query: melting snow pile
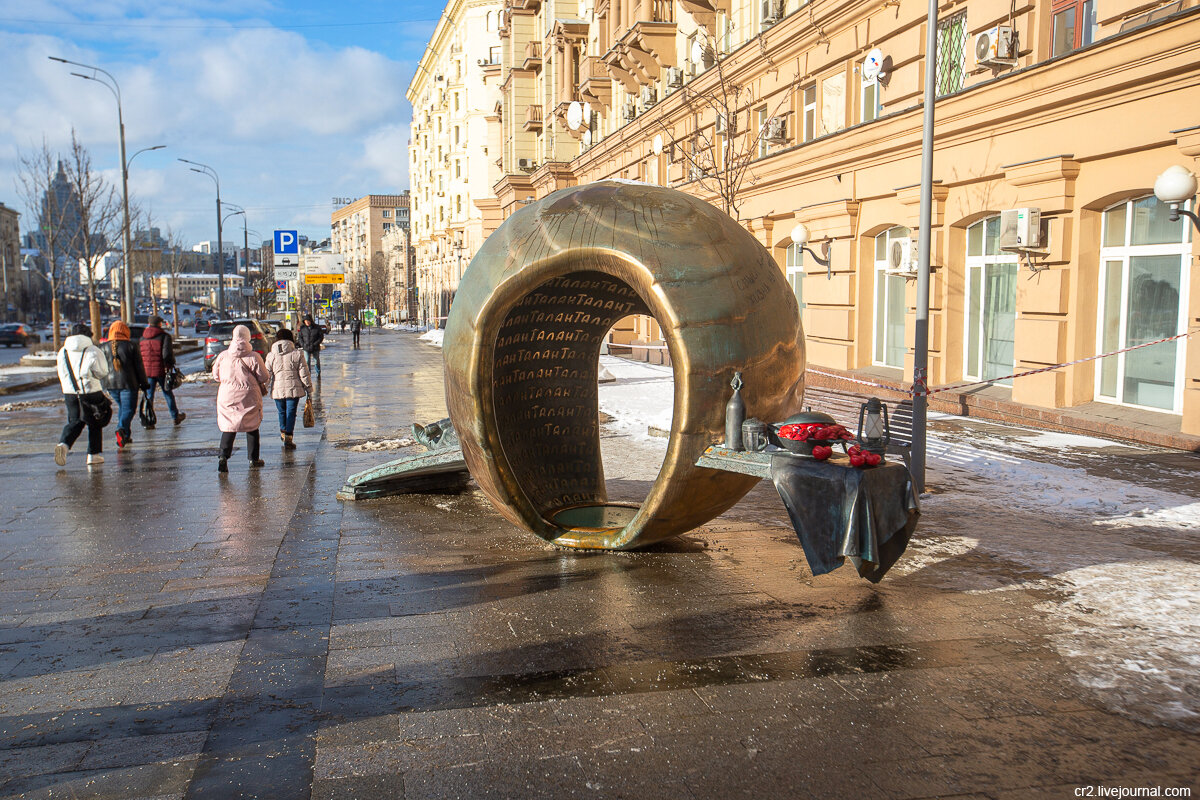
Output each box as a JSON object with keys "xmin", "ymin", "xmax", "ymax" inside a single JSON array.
[{"xmin": 348, "ymin": 438, "xmax": 416, "ymax": 452}]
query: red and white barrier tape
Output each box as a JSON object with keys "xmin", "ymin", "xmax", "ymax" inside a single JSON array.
[{"xmin": 807, "ymin": 328, "xmax": 1198, "ymax": 398}]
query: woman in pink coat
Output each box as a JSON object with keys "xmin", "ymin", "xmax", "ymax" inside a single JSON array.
[{"xmin": 212, "ymin": 325, "xmax": 270, "ymax": 472}]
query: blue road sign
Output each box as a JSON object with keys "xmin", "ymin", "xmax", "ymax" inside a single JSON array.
[
  {"xmin": 276, "ymin": 280, "xmax": 288, "ymax": 290},
  {"xmin": 331, "ymin": 290, "xmax": 342, "ymax": 300},
  {"xmin": 273, "ymin": 230, "xmax": 299, "ymax": 255}
]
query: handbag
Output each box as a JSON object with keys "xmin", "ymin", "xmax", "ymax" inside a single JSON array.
[
  {"xmin": 302, "ymin": 396, "xmax": 315, "ymax": 428},
  {"xmin": 167, "ymin": 365, "xmax": 185, "ymax": 390},
  {"xmin": 64, "ymin": 350, "xmax": 113, "ymax": 428},
  {"xmin": 138, "ymin": 394, "xmax": 157, "ymax": 428}
]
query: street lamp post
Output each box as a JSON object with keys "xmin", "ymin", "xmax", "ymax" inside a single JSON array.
[
  {"xmin": 179, "ymin": 159, "xmax": 225, "ymax": 315},
  {"xmin": 222, "ymin": 205, "xmax": 247, "ymax": 316},
  {"xmin": 125, "ymin": 145, "xmax": 165, "ymax": 304},
  {"xmin": 49, "ymin": 56, "xmax": 138, "ymax": 323}
]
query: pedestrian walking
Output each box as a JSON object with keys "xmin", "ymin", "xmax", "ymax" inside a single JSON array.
[
  {"xmin": 264, "ymin": 328, "xmax": 312, "ymax": 450},
  {"xmin": 212, "ymin": 324, "xmax": 270, "ymax": 472},
  {"xmin": 54, "ymin": 323, "xmax": 111, "ymax": 467},
  {"xmin": 139, "ymin": 315, "xmax": 186, "ymax": 426},
  {"xmin": 351, "ymin": 317, "xmax": 362, "ymax": 349},
  {"xmin": 105, "ymin": 320, "xmax": 148, "ymax": 450},
  {"xmin": 297, "ymin": 314, "xmax": 324, "ymax": 377}
]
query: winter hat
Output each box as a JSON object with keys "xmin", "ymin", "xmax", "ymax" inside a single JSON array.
[
  {"xmin": 148, "ymin": 315, "xmax": 163, "ymax": 327},
  {"xmin": 108, "ymin": 320, "xmax": 131, "ymax": 341}
]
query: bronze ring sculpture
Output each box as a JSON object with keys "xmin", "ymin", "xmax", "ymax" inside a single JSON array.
[{"xmin": 444, "ymin": 181, "xmax": 805, "ymax": 550}]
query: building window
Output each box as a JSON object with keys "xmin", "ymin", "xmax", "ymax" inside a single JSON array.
[
  {"xmin": 1051, "ymin": 0, "xmax": 1097, "ymax": 56},
  {"xmin": 801, "ymin": 84, "xmax": 816, "ymax": 141},
  {"xmin": 964, "ymin": 216, "xmax": 1018, "ymax": 384},
  {"xmin": 455, "ymin": 160, "xmax": 461, "ymax": 178},
  {"xmin": 382, "ymin": 210, "xmax": 391, "ymax": 218},
  {"xmin": 785, "ymin": 242, "xmax": 805, "ymax": 312},
  {"xmin": 873, "ymin": 226, "xmax": 911, "ymax": 368},
  {"xmin": 1096, "ymin": 196, "xmax": 1191, "ymax": 412},
  {"xmin": 820, "ymin": 72, "xmax": 846, "ymax": 135},
  {"xmin": 860, "ymin": 66, "xmax": 880, "ymax": 124},
  {"xmin": 755, "ymin": 106, "xmax": 770, "ymax": 157},
  {"xmin": 935, "ymin": 12, "xmax": 968, "ymax": 96}
]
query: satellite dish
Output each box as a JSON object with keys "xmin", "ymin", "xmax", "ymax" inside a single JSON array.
[
  {"xmin": 652, "ymin": 134, "xmax": 664, "ymax": 155},
  {"xmin": 566, "ymin": 101, "xmax": 584, "ymax": 131},
  {"xmin": 691, "ymin": 39, "xmax": 704, "ymax": 65},
  {"xmin": 582, "ymin": 128, "xmax": 592, "ymax": 147},
  {"xmin": 862, "ymin": 48, "xmax": 884, "ymax": 81},
  {"xmin": 581, "ymin": 102, "xmax": 592, "ymax": 124}
]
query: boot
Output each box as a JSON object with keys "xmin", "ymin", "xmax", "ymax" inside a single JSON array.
[
  {"xmin": 217, "ymin": 456, "xmax": 228, "ymax": 473},
  {"xmin": 284, "ymin": 434, "xmax": 296, "ymax": 450}
]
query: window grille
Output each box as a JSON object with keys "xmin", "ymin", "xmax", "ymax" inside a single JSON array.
[{"xmin": 935, "ymin": 12, "xmax": 967, "ymax": 97}]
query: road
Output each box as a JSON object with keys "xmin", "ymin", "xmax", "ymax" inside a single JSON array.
[{"xmin": 0, "ymin": 329, "xmax": 1195, "ymax": 799}]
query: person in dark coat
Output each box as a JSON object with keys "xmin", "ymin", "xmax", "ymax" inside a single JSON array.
[
  {"xmin": 105, "ymin": 320, "xmax": 149, "ymax": 449},
  {"xmin": 350, "ymin": 317, "xmax": 362, "ymax": 349},
  {"xmin": 139, "ymin": 316, "xmax": 186, "ymax": 426},
  {"xmin": 297, "ymin": 314, "xmax": 324, "ymax": 377}
]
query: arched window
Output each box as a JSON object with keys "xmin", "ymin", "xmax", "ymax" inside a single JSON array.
[
  {"xmin": 1097, "ymin": 195, "xmax": 1191, "ymax": 412},
  {"xmin": 964, "ymin": 216, "xmax": 1018, "ymax": 384},
  {"xmin": 486, "ymin": 10, "xmax": 495, "ymax": 30},
  {"xmin": 873, "ymin": 226, "xmax": 910, "ymax": 368}
]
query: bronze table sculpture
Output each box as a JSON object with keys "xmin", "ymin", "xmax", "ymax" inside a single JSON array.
[{"xmin": 443, "ymin": 181, "xmax": 805, "ymax": 550}]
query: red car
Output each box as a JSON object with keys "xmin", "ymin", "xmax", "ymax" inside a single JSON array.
[{"xmin": 0, "ymin": 323, "xmax": 41, "ymax": 347}]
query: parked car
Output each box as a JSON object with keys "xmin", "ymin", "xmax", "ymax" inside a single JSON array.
[
  {"xmin": 0, "ymin": 323, "xmax": 40, "ymax": 347},
  {"xmin": 203, "ymin": 319, "xmax": 274, "ymax": 371},
  {"xmin": 194, "ymin": 317, "xmax": 210, "ymax": 333}
]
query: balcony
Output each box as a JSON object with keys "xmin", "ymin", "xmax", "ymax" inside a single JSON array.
[
  {"xmin": 579, "ymin": 55, "xmax": 613, "ymax": 108},
  {"xmin": 677, "ymin": 0, "xmax": 730, "ymax": 30},
  {"xmin": 602, "ymin": 11, "xmax": 678, "ymax": 90},
  {"xmin": 523, "ymin": 40, "xmax": 542, "ymax": 71},
  {"xmin": 523, "ymin": 104, "xmax": 543, "ymax": 131}
]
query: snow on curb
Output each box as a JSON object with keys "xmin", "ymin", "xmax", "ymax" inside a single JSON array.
[
  {"xmin": 419, "ymin": 329, "xmax": 445, "ymax": 347},
  {"xmin": 347, "ymin": 438, "xmax": 416, "ymax": 452}
]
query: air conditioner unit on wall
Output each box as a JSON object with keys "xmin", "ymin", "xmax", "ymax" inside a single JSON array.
[
  {"xmin": 764, "ymin": 117, "xmax": 786, "ymax": 143},
  {"xmin": 517, "ymin": 158, "xmax": 536, "ymax": 171},
  {"xmin": 641, "ymin": 86, "xmax": 657, "ymax": 108},
  {"xmin": 999, "ymin": 207, "xmax": 1042, "ymax": 249},
  {"xmin": 622, "ymin": 101, "xmax": 638, "ymax": 121},
  {"xmin": 975, "ymin": 25, "xmax": 1018, "ymax": 68},
  {"xmin": 762, "ymin": 0, "xmax": 783, "ymax": 26},
  {"xmin": 887, "ymin": 238, "xmax": 916, "ymax": 275},
  {"xmin": 666, "ymin": 67, "xmax": 684, "ymax": 88}
]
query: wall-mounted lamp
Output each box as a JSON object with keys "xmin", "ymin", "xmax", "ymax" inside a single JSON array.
[
  {"xmin": 790, "ymin": 222, "xmax": 833, "ymax": 279},
  {"xmin": 1153, "ymin": 165, "xmax": 1199, "ymax": 232}
]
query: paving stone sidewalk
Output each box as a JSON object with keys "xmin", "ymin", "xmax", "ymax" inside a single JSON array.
[{"xmin": 0, "ymin": 331, "xmax": 1195, "ymax": 799}]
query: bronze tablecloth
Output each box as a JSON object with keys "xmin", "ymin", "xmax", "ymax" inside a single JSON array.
[{"xmin": 769, "ymin": 452, "xmax": 920, "ymax": 583}]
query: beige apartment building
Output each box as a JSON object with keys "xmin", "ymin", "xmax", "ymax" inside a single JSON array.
[
  {"xmin": 0, "ymin": 202, "xmax": 19, "ymax": 321},
  {"xmin": 464, "ymin": 0, "xmax": 1200, "ymax": 440},
  {"xmin": 407, "ymin": 0, "xmax": 505, "ymax": 327},
  {"xmin": 330, "ymin": 194, "xmax": 412, "ymax": 311},
  {"xmin": 153, "ymin": 273, "xmax": 244, "ymax": 305}
]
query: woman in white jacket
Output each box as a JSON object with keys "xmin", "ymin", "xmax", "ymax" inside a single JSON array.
[{"xmin": 55, "ymin": 323, "xmax": 111, "ymax": 467}]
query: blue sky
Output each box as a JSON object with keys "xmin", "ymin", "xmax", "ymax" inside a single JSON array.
[{"xmin": 0, "ymin": 0, "xmax": 446, "ymax": 247}]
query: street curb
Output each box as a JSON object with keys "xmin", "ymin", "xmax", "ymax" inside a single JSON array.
[{"xmin": 0, "ymin": 377, "xmax": 59, "ymax": 396}]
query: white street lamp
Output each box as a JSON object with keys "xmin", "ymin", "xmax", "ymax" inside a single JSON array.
[
  {"xmin": 788, "ymin": 221, "xmax": 832, "ymax": 278},
  {"xmin": 1153, "ymin": 165, "xmax": 1199, "ymax": 231}
]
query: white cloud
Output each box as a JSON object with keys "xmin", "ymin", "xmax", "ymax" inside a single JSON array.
[{"xmin": 0, "ymin": 9, "xmax": 420, "ymax": 246}]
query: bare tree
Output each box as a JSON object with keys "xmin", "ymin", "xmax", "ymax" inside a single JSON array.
[
  {"xmin": 162, "ymin": 226, "xmax": 188, "ymax": 337},
  {"xmin": 657, "ymin": 38, "xmax": 797, "ymax": 221},
  {"xmin": 16, "ymin": 140, "xmax": 74, "ymax": 351},
  {"xmin": 64, "ymin": 130, "xmax": 122, "ymax": 337},
  {"xmin": 252, "ymin": 240, "xmax": 276, "ymax": 318},
  {"xmin": 367, "ymin": 252, "xmax": 389, "ymax": 320}
]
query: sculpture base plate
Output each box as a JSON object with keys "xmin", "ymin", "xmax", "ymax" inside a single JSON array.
[{"xmin": 550, "ymin": 503, "xmax": 641, "ymax": 533}]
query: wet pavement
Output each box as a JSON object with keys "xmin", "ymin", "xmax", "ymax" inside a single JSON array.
[{"xmin": 0, "ymin": 330, "xmax": 1197, "ymax": 799}]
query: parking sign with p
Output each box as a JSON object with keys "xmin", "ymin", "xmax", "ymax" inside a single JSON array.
[{"xmin": 274, "ymin": 230, "xmax": 299, "ymax": 255}]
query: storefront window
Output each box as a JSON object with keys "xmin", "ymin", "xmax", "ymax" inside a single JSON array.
[
  {"xmin": 1097, "ymin": 196, "xmax": 1191, "ymax": 412},
  {"xmin": 965, "ymin": 216, "xmax": 1018, "ymax": 384},
  {"xmin": 873, "ymin": 226, "xmax": 910, "ymax": 368}
]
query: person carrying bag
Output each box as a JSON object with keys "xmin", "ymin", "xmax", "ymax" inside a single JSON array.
[{"xmin": 55, "ymin": 323, "xmax": 112, "ymax": 468}]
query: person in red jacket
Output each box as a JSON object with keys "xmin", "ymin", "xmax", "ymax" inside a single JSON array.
[{"xmin": 140, "ymin": 316, "xmax": 186, "ymax": 426}]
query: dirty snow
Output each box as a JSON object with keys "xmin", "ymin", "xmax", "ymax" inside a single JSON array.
[{"xmin": 348, "ymin": 438, "xmax": 416, "ymax": 452}]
